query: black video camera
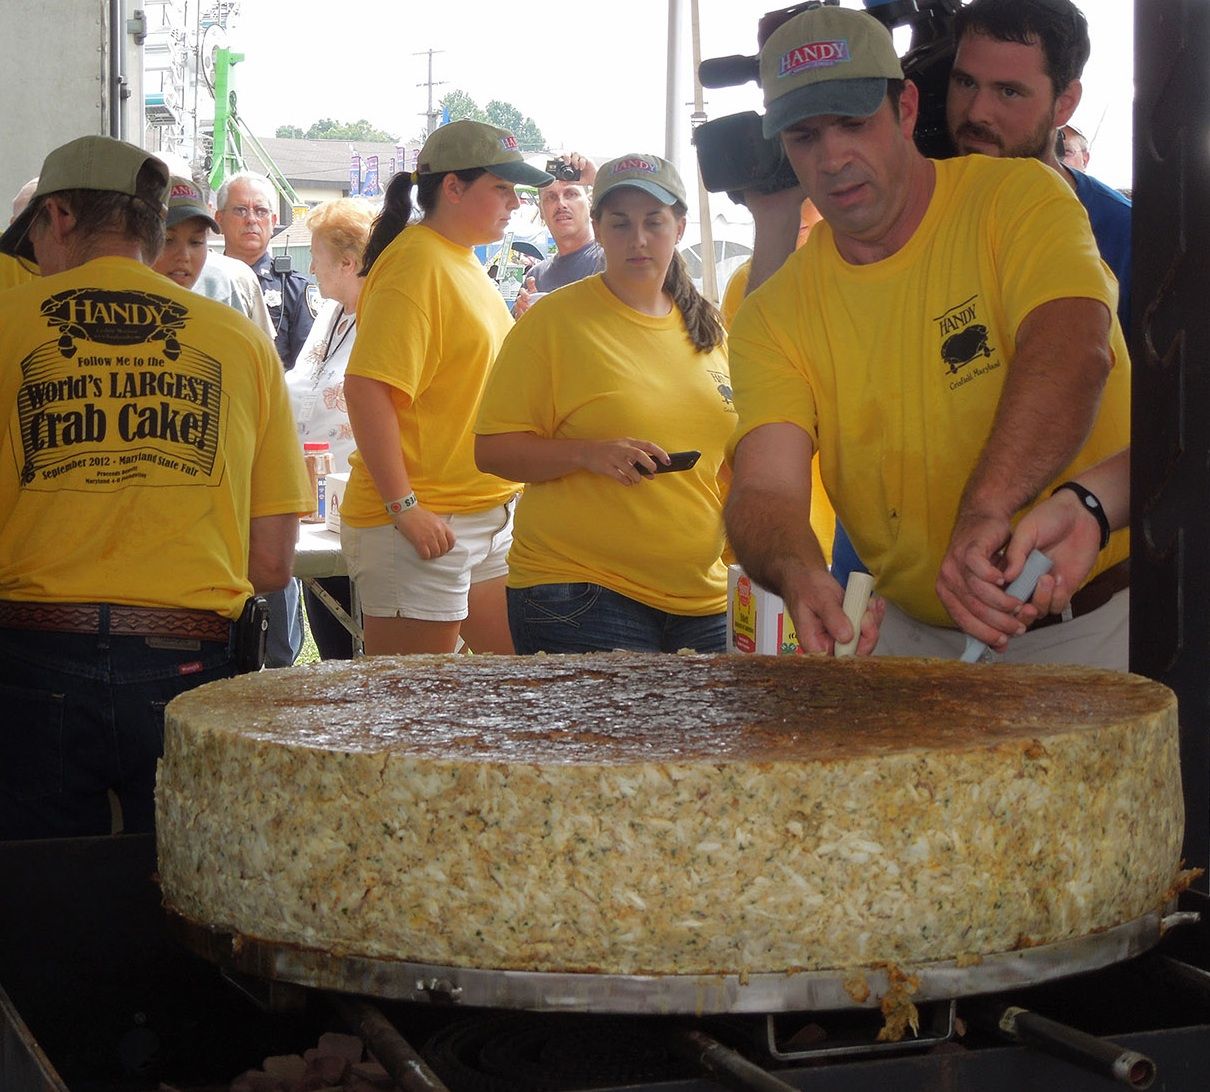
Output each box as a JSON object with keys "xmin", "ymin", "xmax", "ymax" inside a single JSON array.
[
  {"xmin": 695, "ymin": 0, "xmax": 962, "ymax": 199},
  {"xmin": 545, "ymin": 158, "xmax": 582, "ymax": 182}
]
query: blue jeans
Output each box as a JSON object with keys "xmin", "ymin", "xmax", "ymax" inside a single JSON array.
[
  {"xmin": 507, "ymin": 583, "xmax": 726, "ymax": 654},
  {"xmin": 264, "ymin": 578, "xmax": 303, "ymax": 668},
  {"xmin": 0, "ymin": 625, "xmax": 237, "ymax": 840}
]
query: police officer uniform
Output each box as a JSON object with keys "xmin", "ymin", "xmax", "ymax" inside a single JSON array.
[{"xmin": 250, "ymin": 250, "xmax": 317, "ymax": 371}]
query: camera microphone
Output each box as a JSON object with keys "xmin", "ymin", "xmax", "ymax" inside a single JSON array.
[{"xmin": 698, "ymin": 54, "xmax": 761, "ymax": 89}]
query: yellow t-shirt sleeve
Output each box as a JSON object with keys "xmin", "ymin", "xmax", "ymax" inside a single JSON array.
[
  {"xmin": 991, "ymin": 162, "xmax": 1121, "ymax": 340},
  {"xmin": 477, "ymin": 314, "xmax": 557, "ymax": 437},
  {"xmin": 347, "ymin": 283, "xmax": 433, "ymax": 401},
  {"xmin": 726, "ymin": 267, "xmax": 820, "ymax": 458}
]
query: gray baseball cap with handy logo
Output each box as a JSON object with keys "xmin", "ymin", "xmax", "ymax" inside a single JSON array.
[{"xmin": 760, "ymin": 4, "xmax": 904, "ymax": 138}]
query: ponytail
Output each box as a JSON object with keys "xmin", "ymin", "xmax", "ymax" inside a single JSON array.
[
  {"xmin": 360, "ymin": 172, "xmax": 415, "ymax": 275},
  {"xmin": 664, "ymin": 249, "xmax": 725, "ymax": 353},
  {"xmin": 360, "ymin": 167, "xmax": 489, "ymax": 276}
]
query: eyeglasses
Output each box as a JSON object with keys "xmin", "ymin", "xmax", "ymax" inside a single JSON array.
[{"xmin": 225, "ymin": 205, "xmax": 273, "ymax": 220}]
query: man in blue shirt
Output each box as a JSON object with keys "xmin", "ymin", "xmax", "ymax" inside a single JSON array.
[{"xmin": 947, "ymin": 0, "xmax": 1130, "ymax": 335}]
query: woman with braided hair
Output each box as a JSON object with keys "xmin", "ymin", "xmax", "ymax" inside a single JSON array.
[{"xmin": 475, "ymin": 153, "xmax": 733, "ymax": 654}]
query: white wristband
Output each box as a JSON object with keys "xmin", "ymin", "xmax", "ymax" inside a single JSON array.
[{"xmin": 385, "ymin": 492, "xmax": 418, "ymax": 516}]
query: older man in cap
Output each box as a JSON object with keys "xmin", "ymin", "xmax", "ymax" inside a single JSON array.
[
  {"xmin": 0, "ymin": 136, "xmax": 311, "ymax": 840},
  {"xmin": 725, "ymin": 4, "xmax": 1130, "ymax": 669}
]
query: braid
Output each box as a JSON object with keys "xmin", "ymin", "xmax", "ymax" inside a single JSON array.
[
  {"xmin": 664, "ymin": 250, "xmax": 725, "ymax": 353},
  {"xmin": 360, "ymin": 172, "xmax": 415, "ymax": 275}
]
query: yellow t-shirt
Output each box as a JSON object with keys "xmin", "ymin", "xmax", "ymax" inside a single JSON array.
[
  {"xmin": 723, "ymin": 260, "xmax": 836, "ymax": 566},
  {"xmin": 729, "ymin": 156, "xmax": 1130, "ymax": 627},
  {"xmin": 476, "ymin": 275, "xmax": 733, "ymax": 615},
  {"xmin": 0, "ymin": 257, "xmax": 311, "ymax": 618},
  {"xmin": 342, "ymin": 223, "xmax": 519, "ymax": 524},
  {"xmin": 0, "ymin": 253, "xmax": 37, "ymax": 291}
]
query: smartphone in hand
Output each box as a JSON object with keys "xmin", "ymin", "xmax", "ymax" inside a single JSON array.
[{"xmin": 636, "ymin": 450, "xmax": 701, "ymax": 476}]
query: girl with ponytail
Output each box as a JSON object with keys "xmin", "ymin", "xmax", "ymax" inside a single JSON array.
[
  {"xmin": 339, "ymin": 121, "xmax": 553, "ymax": 655},
  {"xmin": 475, "ymin": 154, "xmax": 733, "ymax": 655}
]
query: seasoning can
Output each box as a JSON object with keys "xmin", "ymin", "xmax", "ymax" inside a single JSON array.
[{"xmin": 302, "ymin": 441, "xmax": 335, "ymax": 524}]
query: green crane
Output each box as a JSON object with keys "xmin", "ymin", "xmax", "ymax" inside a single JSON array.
[{"xmin": 207, "ymin": 47, "xmax": 306, "ymax": 221}]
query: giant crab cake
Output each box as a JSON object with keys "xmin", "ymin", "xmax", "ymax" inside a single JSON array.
[{"xmin": 156, "ymin": 654, "xmax": 1183, "ymax": 975}]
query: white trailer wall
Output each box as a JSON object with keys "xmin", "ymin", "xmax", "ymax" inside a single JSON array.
[{"xmin": 0, "ymin": 0, "xmax": 143, "ymax": 215}]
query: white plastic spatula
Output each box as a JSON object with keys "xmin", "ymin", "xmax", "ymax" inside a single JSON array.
[
  {"xmin": 960, "ymin": 549, "xmax": 1053, "ymax": 663},
  {"xmin": 835, "ymin": 572, "xmax": 876, "ymax": 657}
]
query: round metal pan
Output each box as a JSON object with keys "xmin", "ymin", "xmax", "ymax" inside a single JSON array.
[{"xmin": 167, "ymin": 907, "xmax": 1190, "ymax": 1015}]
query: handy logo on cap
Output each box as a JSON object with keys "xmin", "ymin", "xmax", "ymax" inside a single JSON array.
[
  {"xmin": 499, "ymin": 135, "xmax": 519, "ymax": 151},
  {"xmin": 170, "ymin": 181, "xmax": 201, "ymax": 200},
  {"xmin": 779, "ymin": 38, "xmax": 851, "ymax": 78},
  {"xmin": 611, "ymin": 157, "xmax": 659, "ymax": 175}
]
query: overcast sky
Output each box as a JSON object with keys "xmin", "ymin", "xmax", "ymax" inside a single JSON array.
[{"xmin": 231, "ymin": 0, "xmax": 1134, "ymax": 191}]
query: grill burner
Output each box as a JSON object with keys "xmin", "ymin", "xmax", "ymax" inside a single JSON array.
[
  {"xmin": 421, "ymin": 1014, "xmax": 699, "ymax": 1090},
  {"xmin": 3, "ymin": 835, "xmax": 1210, "ymax": 1092}
]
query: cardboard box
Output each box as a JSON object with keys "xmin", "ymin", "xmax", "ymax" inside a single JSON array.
[
  {"xmin": 727, "ymin": 564, "xmax": 803, "ymax": 655},
  {"xmin": 324, "ymin": 472, "xmax": 349, "ymax": 534}
]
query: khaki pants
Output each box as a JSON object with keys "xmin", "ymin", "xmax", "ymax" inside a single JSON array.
[{"xmin": 874, "ymin": 589, "xmax": 1129, "ymax": 671}]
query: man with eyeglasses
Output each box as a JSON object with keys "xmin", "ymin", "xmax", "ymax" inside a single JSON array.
[
  {"xmin": 215, "ymin": 171, "xmax": 315, "ymax": 371},
  {"xmin": 215, "ymin": 171, "xmax": 316, "ymax": 669}
]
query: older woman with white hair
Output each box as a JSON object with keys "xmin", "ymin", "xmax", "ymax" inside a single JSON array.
[{"xmin": 287, "ymin": 197, "xmax": 375, "ymax": 659}]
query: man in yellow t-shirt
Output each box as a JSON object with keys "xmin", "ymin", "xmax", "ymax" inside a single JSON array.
[
  {"xmin": 720, "ymin": 198, "xmax": 838, "ymax": 567},
  {"xmin": 0, "ymin": 252, "xmax": 36, "ymax": 291},
  {"xmin": 0, "ymin": 136, "xmax": 311, "ymax": 840},
  {"xmin": 725, "ymin": 6, "xmax": 1130, "ymax": 669}
]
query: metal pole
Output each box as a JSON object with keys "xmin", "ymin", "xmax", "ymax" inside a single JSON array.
[
  {"xmin": 665, "ymin": 0, "xmax": 683, "ymax": 168},
  {"xmin": 689, "ymin": 0, "xmax": 718, "ymax": 304},
  {"xmin": 109, "ymin": 0, "xmax": 126, "ymax": 139}
]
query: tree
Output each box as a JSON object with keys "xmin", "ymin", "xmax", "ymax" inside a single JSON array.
[
  {"xmin": 440, "ymin": 89, "xmax": 486, "ymax": 124},
  {"xmin": 275, "ymin": 123, "xmax": 305, "ymax": 139},
  {"xmin": 515, "ymin": 117, "xmax": 546, "ymax": 153},
  {"xmin": 305, "ymin": 118, "xmax": 397, "ymax": 142},
  {"xmin": 485, "ymin": 101, "xmax": 546, "ymax": 151},
  {"xmin": 485, "ymin": 100, "xmax": 523, "ymax": 134}
]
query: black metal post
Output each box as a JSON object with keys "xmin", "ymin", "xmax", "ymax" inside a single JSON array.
[{"xmin": 1131, "ymin": 0, "xmax": 1210, "ymax": 889}]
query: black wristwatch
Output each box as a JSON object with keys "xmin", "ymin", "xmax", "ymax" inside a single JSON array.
[{"xmin": 1052, "ymin": 481, "xmax": 1111, "ymax": 550}]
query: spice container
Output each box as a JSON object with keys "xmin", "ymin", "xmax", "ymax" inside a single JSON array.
[{"xmin": 302, "ymin": 441, "xmax": 334, "ymax": 524}]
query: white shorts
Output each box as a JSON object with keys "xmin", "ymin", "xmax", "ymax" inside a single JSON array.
[{"xmin": 341, "ymin": 497, "xmax": 516, "ymax": 622}]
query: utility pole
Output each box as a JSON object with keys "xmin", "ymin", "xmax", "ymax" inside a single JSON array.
[{"xmin": 414, "ymin": 49, "xmax": 446, "ymax": 136}]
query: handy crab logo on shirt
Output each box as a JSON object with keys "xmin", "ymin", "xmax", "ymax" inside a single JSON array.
[
  {"xmin": 936, "ymin": 294, "xmax": 1001, "ymax": 389},
  {"xmin": 41, "ymin": 289, "xmax": 188, "ymax": 361},
  {"xmin": 779, "ymin": 39, "xmax": 851, "ymax": 78}
]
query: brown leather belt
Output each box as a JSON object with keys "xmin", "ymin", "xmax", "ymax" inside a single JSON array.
[
  {"xmin": 1031, "ymin": 559, "xmax": 1130, "ymax": 630},
  {"xmin": 0, "ymin": 600, "xmax": 232, "ymax": 642}
]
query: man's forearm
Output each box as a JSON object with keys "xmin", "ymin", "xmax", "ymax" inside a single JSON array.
[
  {"xmin": 725, "ymin": 485, "xmax": 828, "ymax": 596},
  {"xmin": 960, "ymin": 298, "xmax": 1113, "ymax": 522}
]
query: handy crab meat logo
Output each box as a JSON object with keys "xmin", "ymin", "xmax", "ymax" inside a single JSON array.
[
  {"xmin": 611, "ymin": 158, "xmax": 658, "ymax": 175},
  {"xmin": 779, "ymin": 38, "xmax": 851, "ymax": 78},
  {"xmin": 499, "ymin": 135, "xmax": 519, "ymax": 151}
]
